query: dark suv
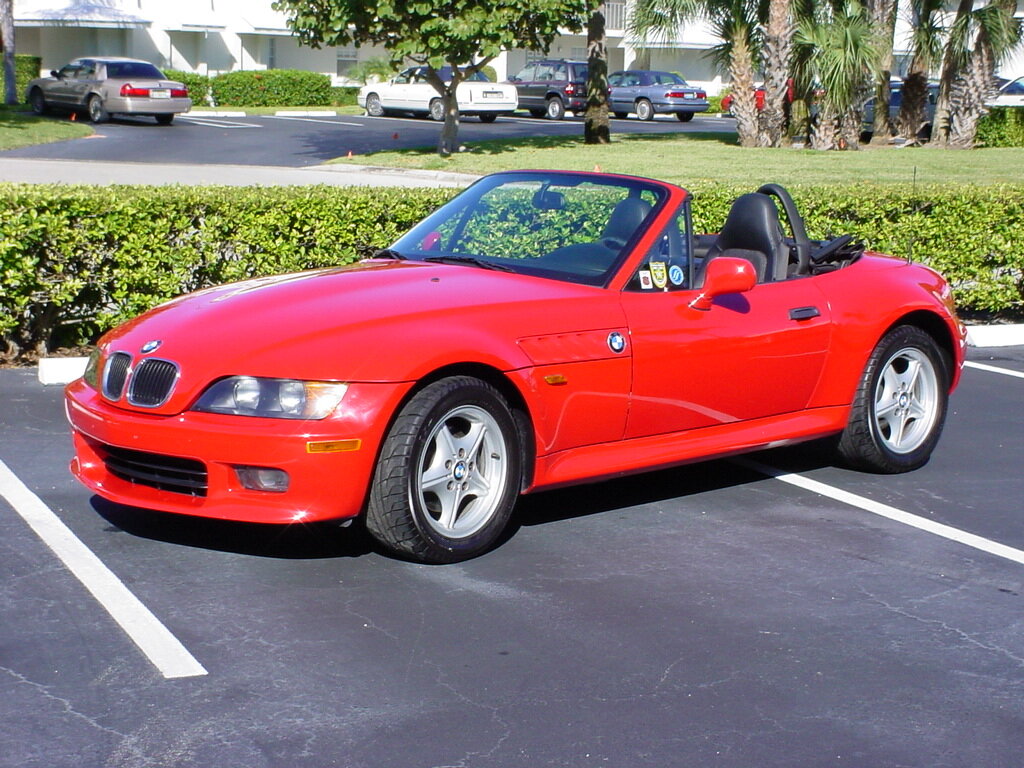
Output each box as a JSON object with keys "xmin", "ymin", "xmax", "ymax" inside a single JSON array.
[{"xmin": 507, "ymin": 59, "xmax": 588, "ymax": 119}]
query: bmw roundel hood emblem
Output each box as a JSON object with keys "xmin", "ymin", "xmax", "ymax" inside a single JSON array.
[
  {"xmin": 140, "ymin": 340, "xmax": 162, "ymax": 354},
  {"xmin": 608, "ymin": 332, "xmax": 626, "ymax": 354}
]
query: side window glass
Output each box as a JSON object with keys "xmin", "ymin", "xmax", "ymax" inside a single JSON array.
[
  {"xmin": 627, "ymin": 203, "xmax": 692, "ymax": 293},
  {"xmin": 536, "ymin": 64, "xmax": 554, "ymax": 81},
  {"xmin": 608, "ymin": 73, "xmax": 622, "ymax": 87},
  {"xmin": 553, "ymin": 64, "xmax": 568, "ymax": 81},
  {"xmin": 516, "ymin": 65, "xmax": 536, "ymax": 82}
]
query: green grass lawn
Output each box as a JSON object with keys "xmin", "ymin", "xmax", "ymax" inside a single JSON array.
[
  {"xmin": 0, "ymin": 106, "xmax": 93, "ymax": 150},
  {"xmin": 332, "ymin": 130, "xmax": 1024, "ymax": 188}
]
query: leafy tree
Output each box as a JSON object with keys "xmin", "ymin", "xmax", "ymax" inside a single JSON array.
[
  {"xmin": 1, "ymin": 0, "xmax": 15, "ymax": 105},
  {"xmin": 273, "ymin": 0, "xmax": 592, "ymax": 156}
]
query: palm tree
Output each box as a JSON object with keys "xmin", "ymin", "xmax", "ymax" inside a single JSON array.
[
  {"xmin": 585, "ymin": 5, "xmax": 612, "ymax": 144},
  {"xmin": 932, "ymin": 0, "xmax": 1022, "ymax": 148},
  {"xmin": 758, "ymin": 0, "xmax": 795, "ymax": 148},
  {"xmin": 866, "ymin": 0, "xmax": 898, "ymax": 143},
  {"xmin": 895, "ymin": 0, "xmax": 945, "ymax": 142},
  {"xmin": 629, "ymin": 0, "xmax": 762, "ymax": 147},
  {"xmin": 1, "ymin": 0, "xmax": 16, "ymax": 105},
  {"xmin": 794, "ymin": 0, "xmax": 881, "ymax": 150}
]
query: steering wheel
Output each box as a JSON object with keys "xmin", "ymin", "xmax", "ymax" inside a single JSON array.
[{"xmin": 756, "ymin": 183, "xmax": 812, "ymax": 276}]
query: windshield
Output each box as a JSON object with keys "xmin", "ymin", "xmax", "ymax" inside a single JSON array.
[{"xmin": 390, "ymin": 172, "xmax": 666, "ymax": 286}]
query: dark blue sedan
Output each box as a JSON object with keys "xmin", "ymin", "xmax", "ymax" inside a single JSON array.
[{"xmin": 608, "ymin": 70, "xmax": 709, "ymax": 121}]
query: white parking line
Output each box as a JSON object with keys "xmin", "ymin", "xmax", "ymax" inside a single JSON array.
[
  {"xmin": 965, "ymin": 361, "xmax": 1024, "ymax": 380},
  {"xmin": 264, "ymin": 115, "xmax": 363, "ymax": 126},
  {"xmin": 179, "ymin": 116, "xmax": 260, "ymax": 129},
  {"xmin": 0, "ymin": 459, "xmax": 207, "ymax": 679},
  {"xmin": 736, "ymin": 457, "xmax": 1024, "ymax": 566}
]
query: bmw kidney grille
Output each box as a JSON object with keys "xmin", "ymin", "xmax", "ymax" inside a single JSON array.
[{"xmin": 102, "ymin": 353, "xmax": 179, "ymax": 407}]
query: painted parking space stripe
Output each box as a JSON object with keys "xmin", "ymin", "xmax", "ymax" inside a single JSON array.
[
  {"xmin": 736, "ymin": 457, "xmax": 1024, "ymax": 566},
  {"xmin": 179, "ymin": 116, "xmax": 260, "ymax": 129},
  {"xmin": 0, "ymin": 459, "xmax": 207, "ymax": 679},
  {"xmin": 264, "ymin": 115, "xmax": 363, "ymax": 126},
  {"xmin": 964, "ymin": 361, "xmax": 1024, "ymax": 380}
]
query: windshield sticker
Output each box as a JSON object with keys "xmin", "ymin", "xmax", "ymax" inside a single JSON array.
[
  {"xmin": 650, "ymin": 262, "xmax": 668, "ymax": 289},
  {"xmin": 668, "ymin": 264, "xmax": 685, "ymax": 286},
  {"xmin": 639, "ymin": 270, "xmax": 653, "ymax": 290}
]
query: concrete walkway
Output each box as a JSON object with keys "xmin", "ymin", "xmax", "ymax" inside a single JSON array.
[{"xmin": 0, "ymin": 157, "xmax": 479, "ymax": 187}]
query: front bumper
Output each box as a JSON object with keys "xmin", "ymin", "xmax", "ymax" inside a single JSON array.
[{"xmin": 65, "ymin": 377, "xmax": 411, "ymax": 524}]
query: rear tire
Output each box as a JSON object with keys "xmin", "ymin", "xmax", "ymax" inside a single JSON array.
[
  {"xmin": 545, "ymin": 96, "xmax": 565, "ymax": 120},
  {"xmin": 676, "ymin": 111, "xmax": 694, "ymax": 122},
  {"xmin": 635, "ymin": 99, "xmax": 654, "ymax": 121},
  {"xmin": 429, "ymin": 98, "xmax": 444, "ymax": 122},
  {"xmin": 366, "ymin": 376, "xmax": 522, "ymax": 563},
  {"xmin": 478, "ymin": 113, "xmax": 497, "ymax": 123},
  {"xmin": 155, "ymin": 114, "xmax": 174, "ymax": 125},
  {"xmin": 837, "ymin": 326, "xmax": 949, "ymax": 473}
]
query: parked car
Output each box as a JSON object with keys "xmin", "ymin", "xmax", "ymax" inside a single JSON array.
[
  {"xmin": 507, "ymin": 59, "xmax": 588, "ymax": 119},
  {"xmin": 358, "ymin": 66, "xmax": 517, "ymax": 122},
  {"xmin": 608, "ymin": 70, "xmax": 708, "ymax": 121},
  {"xmin": 863, "ymin": 81, "xmax": 939, "ymax": 139},
  {"xmin": 988, "ymin": 75, "xmax": 1024, "ymax": 108},
  {"xmin": 66, "ymin": 171, "xmax": 965, "ymax": 564},
  {"xmin": 26, "ymin": 57, "xmax": 191, "ymax": 125}
]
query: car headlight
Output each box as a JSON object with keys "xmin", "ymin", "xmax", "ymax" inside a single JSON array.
[
  {"xmin": 192, "ymin": 376, "xmax": 348, "ymax": 420},
  {"xmin": 83, "ymin": 348, "xmax": 102, "ymax": 389}
]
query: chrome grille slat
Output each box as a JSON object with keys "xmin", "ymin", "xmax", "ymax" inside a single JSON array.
[
  {"xmin": 102, "ymin": 352, "xmax": 132, "ymax": 400},
  {"xmin": 128, "ymin": 358, "xmax": 179, "ymax": 407},
  {"xmin": 102, "ymin": 445, "xmax": 208, "ymax": 496}
]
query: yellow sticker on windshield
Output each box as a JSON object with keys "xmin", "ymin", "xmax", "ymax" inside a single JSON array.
[{"xmin": 650, "ymin": 261, "xmax": 668, "ymax": 290}]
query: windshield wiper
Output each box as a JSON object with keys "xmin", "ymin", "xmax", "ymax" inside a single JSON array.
[
  {"xmin": 370, "ymin": 248, "xmax": 407, "ymax": 260},
  {"xmin": 422, "ymin": 256, "xmax": 514, "ymax": 272}
]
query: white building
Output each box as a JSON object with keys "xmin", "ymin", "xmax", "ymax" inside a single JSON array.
[{"xmin": 11, "ymin": 0, "xmax": 1023, "ymax": 95}]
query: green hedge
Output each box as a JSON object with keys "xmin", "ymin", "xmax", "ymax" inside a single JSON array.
[
  {"xmin": 163, "ymin": 69, "xmax": 210, "ymax": 105},
  {"xmin": 331, "ymin": 86, "xmax": 360, "ymax": 107},
  {"xmin": 977, "ymin": 107, "xmax": 1024, "ymax": 148},
  {"xmin": 1, "ymin": 183, "xmax": 1022, "ymax": 363},
  {"xmin": 5, "ymin": 54, "xmax": 42, "ymax": 102},
  {"xmin": 210, "ymin": 69, "xmax": 332, "ymax": 107}
]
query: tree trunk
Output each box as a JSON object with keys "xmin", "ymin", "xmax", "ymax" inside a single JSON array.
[
  {"xmin": 730, "ymin": 32, "xmax": 759, "ymax": 148},
  {"xmin": 867, "ymin": 0, "xmax": 898, "ymax": 144},
  {"xmin": 896, "ymin": 70, "xmax": 930, "ymax": 142},
  {"xmin": 1, "ymin": 0, "xmax": 16, "ymax": 105},
  {"xmin": 585, "ymin": 6, "xmax": 611, "ymax": 144},
  {"xmin": 931, "ymin": 0, "xmax": 975, "ymax": 147},
  {"xmin": 809, "ymin": 106, "xmax": 838, "ymax": 150},
  {"xmin": 437, "ymin": 86, "xmax": 461, "ymax": 157},
  {"xmin": 759, "ymin": 0, "xmax": 793, "ymax": 148}
]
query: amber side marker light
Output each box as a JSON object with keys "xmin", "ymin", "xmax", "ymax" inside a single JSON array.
[
  {"xmin": 543, "ymin": 374, "xmax": 568, "ymax": 386},
  {"xmin": 306, "ymin": 439, "xmax": 362, "ymax": 454}
]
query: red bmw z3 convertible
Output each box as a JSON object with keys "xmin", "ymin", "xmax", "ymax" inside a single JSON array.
[{"xmin": 66, "ymin": 171, "xmax": 966, "ymax": 563}]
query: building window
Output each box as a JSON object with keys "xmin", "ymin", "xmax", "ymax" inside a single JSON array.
[
  {"xmin": 267, "ymin": 37, "xmax": 277, "ymax": 69},
  {"xmin": 337, "ymin": 46, "xmax": 357, "ymax": 76},
  {"xmin": 525, "ymin": 49, "xmax": 546, "ymax": 63},
  {"xmin": 570, "ymin": 47, "xmax": 586, "ymax": 61}
]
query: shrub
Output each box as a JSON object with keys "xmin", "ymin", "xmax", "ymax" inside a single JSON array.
[
  {"xmin": 977, "ymin": 107, "xmax": 1024, "ymax": 148},
  {"xmin": 8, "ymin": 55, "xmax": 42, "ymax": 102},
  {"xmin": 210, "ymin": 69, "xmax": 332, "ymax": 107},
  {"xmin": 1, "ymin": 183, "xmax": 1021, "ymax": 364},
  {"xmin": 331, "ymin": 86, "xmax": 360, "ymax": 106},
  {"xmin": 163, "ymin": 69, "xmax": 211, "ymax": 106}
]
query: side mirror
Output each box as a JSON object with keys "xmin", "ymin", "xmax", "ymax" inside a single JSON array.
[
  {"xmin": 51, "ymin": 70, "xmax": 61, "ymax": 78},
  {"xmin": 689, "ymin": 256, "xmax": 757, "ymax": 311}
]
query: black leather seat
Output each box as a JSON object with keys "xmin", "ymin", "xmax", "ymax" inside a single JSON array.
[
  {"xmin": 601, "ymin": 196, "xmax": 652, "ymax": 250},
  {"xmin": 704, "ymin": 192, "xmax": 789, "ymax": 282}
]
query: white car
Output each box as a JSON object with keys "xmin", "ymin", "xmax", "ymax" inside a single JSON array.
[
  {"xmin": 989, "ymin": 76, "xmax": 1024, "ymax": 108},
  {"xmin": 358, "ymin": 66, "xmax": 517, "ymax": 122}
]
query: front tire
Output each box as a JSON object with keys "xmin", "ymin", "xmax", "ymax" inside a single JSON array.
[
  {"xmin": 87, "ymin": 94, "xmax": 108, "ymax": 123},
  {"xmin": 366, "ymin": 376, "xmax": 523, "ymax": 563},
  {"xmin": 30, "ymin": 88, "xmax": 48, "ymax": 115},
  {"xmin": 635, "ymin": 98, "xmax": 654, "ymax": 121},
  {"xmin": 365, "ymin": 93, "xmax": 384, "ymax": 117},
  {"xmin": 429, "ymin": 98, "xmax": 444, "ymax": 122},
  {"xmin": 837, "ymin": 326, "xmax": 948, "ymax": 473}
]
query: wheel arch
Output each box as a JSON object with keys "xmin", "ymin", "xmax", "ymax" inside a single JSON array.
[
  {"xmin": 389, "ymin": 362, "xmax": 537, "ymax": 492},
  {"xmin": 883, "ymin": 309, "xmax": 958, "ymax": 389}
]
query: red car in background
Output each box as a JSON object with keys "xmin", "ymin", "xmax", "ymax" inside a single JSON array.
[
  {"xmin": 721, "ymin": 80, "xmax": 797, "ymax": 113},
  {"xmin": 66, "ymin": 171, "xmax": 965, "ymax": 563}
]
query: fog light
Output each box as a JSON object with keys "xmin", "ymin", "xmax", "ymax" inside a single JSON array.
[{"xmin": 235, "ymin": 466, "xmax": 290, "ymax": 493}]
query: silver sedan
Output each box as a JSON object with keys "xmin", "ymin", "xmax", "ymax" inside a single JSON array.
[
  {"xmin": 26, "ymin": 57, "xmax": 192, "ymax": 125},
  {"xmin": 608, "ymin": 70, "xmax": 709, "ymax": 122}
]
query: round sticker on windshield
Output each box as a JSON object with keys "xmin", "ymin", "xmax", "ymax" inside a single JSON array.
[{"xmin": 668, "ymin": 264, "xmax": 685, "ymax": 286}]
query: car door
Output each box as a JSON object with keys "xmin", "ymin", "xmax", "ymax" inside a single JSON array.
[
  {"xmin": 619, "ymin": 205, "xmax": 833, "ymax": 438},
  {"xmin": 47, "ymin": 62, "xmax": 81, "ymax": 105},
  {"xmin": 608, "ymin": 72, "xmax": 630, "ymax": 113},
  {"xmin": 381, "ymin": 69, "xmax": 415, "ymax": 110},
  {"xmin": 70, "ymin": 59, "xmax": 99, "ymax": 108}
]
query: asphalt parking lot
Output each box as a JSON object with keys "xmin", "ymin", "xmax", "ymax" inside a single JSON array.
[
  {"xmin": 0, "ymin": 112, "xmax": 737, "ymax": 168},
  {"xmin": 1, "ymin": 345, "xmax": 1022, "ymax": 768}
]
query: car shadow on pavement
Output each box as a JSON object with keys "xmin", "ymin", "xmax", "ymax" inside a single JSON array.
[
  {"xmin": 91, "ymin": 497, "xmax": 373, "ymax": 560},
  {"xmin": 513, "ymin": 439, "xmax": 839, "ymax": 529}
]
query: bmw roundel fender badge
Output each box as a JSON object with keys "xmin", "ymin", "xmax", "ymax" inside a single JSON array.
[
  {"xmin": 140, "ymin": 340, "xmax": 162, "ymax": 354},
  {"xmin": 608, "ymin": 331, "xmax": 626, "ymax": 354}
]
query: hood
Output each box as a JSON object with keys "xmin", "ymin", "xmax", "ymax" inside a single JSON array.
[{"xmin": 98, "ymin": 260, "xmax": 627, "ymax": 412}]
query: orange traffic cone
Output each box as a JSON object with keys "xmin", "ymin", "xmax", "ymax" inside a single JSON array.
[
  {"xmin": 392, "ymin": 132, "xmax": 399, "ymax": 140},
  {"xmin": 593, "ymin": 164, "xmax": 601, "ymax": 172},
  {"xmin": 346, "ymin": 150, "xmax": 353, "ymax": 158},
  {"xmin": 70, "ymin": 112, "xmax": 77, "ymax": 121}
]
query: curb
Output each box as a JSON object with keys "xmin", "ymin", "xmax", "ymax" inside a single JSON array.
[
  {"xmin": 35, "ymin": 324, "xmax": 1024, "ymax": 386},
  {"xmin": 313, "ymin": 162, "xmax": 481, "ymax": 185}
]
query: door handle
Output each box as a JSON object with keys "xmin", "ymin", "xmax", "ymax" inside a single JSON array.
[{"xmin": 789, "ymin": 306, "xmax": 821, "ymax": 321}]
